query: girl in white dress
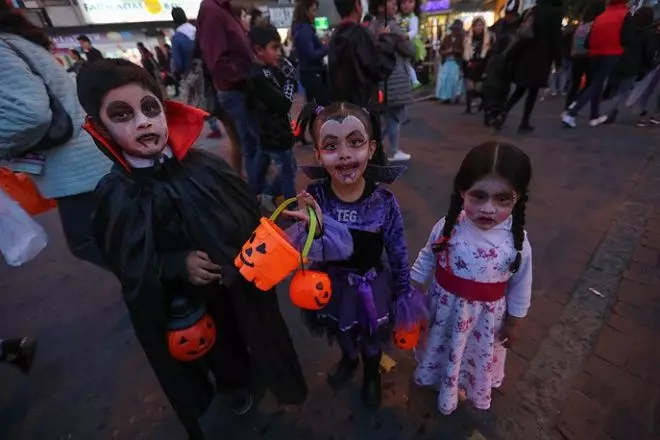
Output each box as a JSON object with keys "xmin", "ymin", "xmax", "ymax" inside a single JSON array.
[{"xmin": 412, "ymin": 141, "xmax": 533, "ymax": 415}]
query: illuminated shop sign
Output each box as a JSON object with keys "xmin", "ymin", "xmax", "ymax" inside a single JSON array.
[
  {"xmin": 420, "ymin": 0, "xmax": 451, "ymax": 13},
  {"xmin": 78, "ymin": 0, "xmax": 202, "ymax": 24}
]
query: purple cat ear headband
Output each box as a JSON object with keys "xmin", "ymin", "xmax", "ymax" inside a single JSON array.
[{"xmin": 314, "ymin": 105, "xmax": 371, "ymax": 116}]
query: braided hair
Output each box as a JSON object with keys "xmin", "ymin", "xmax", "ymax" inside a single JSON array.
[
  {"xmin": 434, "ymin": 141, "xmax": 532, "ymax": 273},
  {"xmin": 294, "ymin": 101, "xmax": 386, "ymax": 166}
]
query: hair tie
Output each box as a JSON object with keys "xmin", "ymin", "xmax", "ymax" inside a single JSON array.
[
  {"xmin": 431, "ymin": 235, "xmax": 450, "ymax": 252},
  {"xmin": 315, "ymin": 105, "xmax": 324, "ymax": 115}
]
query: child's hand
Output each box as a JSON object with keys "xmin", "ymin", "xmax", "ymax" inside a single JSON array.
[
  {"xmin": 186, "ymin": 251, "xmax": 222, "ymax": 286},
  {"xmin": 498, "ymin": 315, "xmax": 524, "ymax": 348},
  {"xmin": 282, "ymin": 191, "xmax": 324, "ymax": 230}
]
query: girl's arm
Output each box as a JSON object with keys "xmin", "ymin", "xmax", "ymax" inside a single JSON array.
[
  {"xmin": 383, "ymin": 196, "xmax": 412, "ymax": 297},
  {"xmin": 506, "ymin": 234, "xmax": 533, "ymax": 318},
  {"xmin": 285, "ymin": 216, "xmax": 354, "ymax": 262},
  {"xmin": 407, "ymin": 15, "xmax": 419, "ymax": 40},
  {"xmin": 410, "ymin": 218, "xmax": 444, "ymax": 287}
]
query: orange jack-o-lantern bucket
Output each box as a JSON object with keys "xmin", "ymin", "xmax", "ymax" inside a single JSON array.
[
  {"xmin": 235, "ymin": 197, "xmax": 318, "ymax": 291},
  {"xmin": 288, "ymin": 208, "xmax": 333, "ymax": 310},
  {"xmin": 166, "ymin": 296, "xmax": 217, "ymax": 362},
  {"xmin": 393, "ymin": 322, "xmax": 421, "ymax": 350}
]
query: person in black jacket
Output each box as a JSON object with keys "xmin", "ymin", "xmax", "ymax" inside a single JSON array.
[
  {"xmin": 247, "ymin": 26, "xmax": 298, "ymax": 202},
  {"xmin": 598, "ymin": 6, "xmax": 657, "ymax": 124},
  {"xmin": 496, "ymin": 0, "xmax": 564, "ymax": 133}
]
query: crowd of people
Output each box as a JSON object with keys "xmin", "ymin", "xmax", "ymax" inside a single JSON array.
[{"xmin": 0, "ymin": 0, "xmax": 655, "ymax": 438}]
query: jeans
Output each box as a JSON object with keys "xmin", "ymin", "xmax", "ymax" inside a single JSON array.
[
  {"xmin": 568, "ymin": 55, "xmax": 619, "ymax": 119},
  {"xmin": 381, "ymin": 106, "xmax": 406, "ymax": 156},
  {"xmin": 57, "ymin": 191, "xmax": 108, "ymax": 270},
  {"xmin": 604, "ymin": 75, "xmax": 636, "ymax": 119},
  {"xmin": 253, "ymin": 149, "xmax": 297, "ymax": 199},
  {"xmin": 565, "ymin": 57, "xmax": 590, "ymax": 110},
  {"xmin": 216, "ymin": 90, "xmax": 261, "ymax": 192},
  {"xmin": 551, "ymin": 60, "xmax": 571, "ymax": 94},
  {"xmin": 207, "ymin": 117, "xmax": 221, "ymax": 133}
]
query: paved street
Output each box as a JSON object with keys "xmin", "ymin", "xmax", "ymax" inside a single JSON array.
[{"xmin": 1, "ymin": 97, "xmax": 659, "ymax": 440}]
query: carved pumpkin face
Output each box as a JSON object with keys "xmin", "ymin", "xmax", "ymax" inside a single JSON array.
[
  {"xmin": 393, "ymin": 322, "xmax": 421, "ymax": 350},
  {"xmin": 289, "ymin": 270, "xmax": 332, "ymax": 310},
  {"xmin": 234, "ymin": 218, "xmax": 303, "ymax": 291},
  {"xmin": 167, "ymin": 313, "xmax": 217, "ymax": 362}
]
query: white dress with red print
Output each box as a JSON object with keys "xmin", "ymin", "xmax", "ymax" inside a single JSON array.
[{"xmin": 411, "ymin": 213, "xmax": 532, "ymax": 415}]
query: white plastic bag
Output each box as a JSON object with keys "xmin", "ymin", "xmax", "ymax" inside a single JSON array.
[{"xmin": 0, "ymin": 188, "xmax": 48, "ymax": 266}]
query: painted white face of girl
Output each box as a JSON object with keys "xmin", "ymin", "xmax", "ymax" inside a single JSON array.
[
  {"xmin": 99, "ymin": 84, "xmax": 169, "ymax": 159},
  {"xmin": 461, "ymin": 176, "xmax": 517, "ymax": 230},
  {"xmin": 315, "ymin": 115, "xmax": 376, "ymax": 185}
]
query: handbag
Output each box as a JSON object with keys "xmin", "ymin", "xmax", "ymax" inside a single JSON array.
[{"xmin": 0, "ymin": 38, "xmax": 74, "ymax": 154}]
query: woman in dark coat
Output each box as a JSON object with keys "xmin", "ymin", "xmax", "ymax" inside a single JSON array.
[{"xmin": 497, "ymin": 0, "xmax": 564, "ymax": 132}]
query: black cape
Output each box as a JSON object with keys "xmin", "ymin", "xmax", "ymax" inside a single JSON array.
[{"xmin": 92, "ymin": 150, "xmax": 308, "ymax": 438}]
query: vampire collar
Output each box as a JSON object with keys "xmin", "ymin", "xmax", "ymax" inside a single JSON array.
[{"xmin": 82, "ymin": 100, "xmax": 209, "ymax": 174}]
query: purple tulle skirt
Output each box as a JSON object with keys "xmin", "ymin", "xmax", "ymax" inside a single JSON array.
[{"xmin": 303, "ymin": 265, "xmax": 394, "ymax": 337}]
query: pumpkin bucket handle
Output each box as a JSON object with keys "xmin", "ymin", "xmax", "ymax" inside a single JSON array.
[{"xmin": 270, "ymin": 197, "xmax": 317, "ymax": 260}]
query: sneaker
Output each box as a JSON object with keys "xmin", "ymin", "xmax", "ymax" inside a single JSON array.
[
  {"xmin": 650, "ymin": 117, "xmax": 660, "ymax": 125},
  {"xmin": 561, "ymin": 114, "xmax": 576, "ymax": 128},
  {"xmin": 230, "ymin": 389, "xmax": 253, "ymax": 416},
  {"xmin": 589, "ymin": 115, "xmax": 608, "ymax": 127},
  {"xmin": 412, "ymin": 81, "xmax": 422, "ymax": 90},
  {"xmin": 388, "ymin": 151, "xmax": 411, "ymax": 162},
  {"xmin": 206, "ymin": 130, "xmax": 223, "ymax": 139},
  {"xmin": 637, "ymin": 119, "xmax": 648, "ymax": 127}
]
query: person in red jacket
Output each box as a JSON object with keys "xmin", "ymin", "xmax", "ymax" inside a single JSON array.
[{"xmin": 561, "ymin": 0, "xmax": 634, "ymax": 128}]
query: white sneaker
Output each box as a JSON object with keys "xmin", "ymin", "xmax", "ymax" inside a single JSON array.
[
  {"xmin": 589, "ymin": 115, "xmax": 608, "ymax": 127},
  {"xmin": 561, "ymin": 114, "xmax": 576, "ymax": 128},
  {"xmin": 389, "ymin": 151, "xmax": 411, "ymax": 162}
]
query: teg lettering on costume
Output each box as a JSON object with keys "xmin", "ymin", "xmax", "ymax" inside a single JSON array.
[{"xmin": 336, "ymin": 208, "xmax": 358, "ymax": 223}]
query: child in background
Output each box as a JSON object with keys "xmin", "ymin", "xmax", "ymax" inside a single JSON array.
[
  {"xmin": 398, "ymin": 0, "xmax": 424, "ymax": 89},
  {"xmin": 247, "ymin": 26, "xmax": 299, "ymax": 206},
  {"xmin": 412, "ymin": 142, "xmax": 533, "ymax": 415}
]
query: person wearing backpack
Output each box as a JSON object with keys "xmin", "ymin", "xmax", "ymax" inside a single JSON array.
[
  {"xmin": 561, "ymin": 0, "xmax": 634, "ymax": 128},
  {"xmin": 370, "ymin": 0, "xmax": 415, "ymax": 162},
  {"xmin": 563, "ymin": 2, "xmax": 606, "ymax": 111},
  {"xmin": 171, "ymin": 7, "xmax": 223, "ymax": 139},
  {"xmin": 1, "ymin": 1, "xmax": 111, "ymax": 268}
]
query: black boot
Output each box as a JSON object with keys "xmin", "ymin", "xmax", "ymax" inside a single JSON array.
[
  {"xmin": 327, "ymin": 355, "xmax": 359, "ymax": 390},
  {"xmin": 0, "ymin": 337, "xmax": 37, "ymax": 374},
  {"xmin": 464, "ymin": 91, "xmax": 473, "ymax": 114},
  {"xmin": 361, "ymin": 353, "xmax": 382, "ymax": 409}
]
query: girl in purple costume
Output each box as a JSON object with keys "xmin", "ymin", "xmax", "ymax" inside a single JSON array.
[{"xmin": 284, "ymin": 102, "xmax": 426, "ymax": 409}]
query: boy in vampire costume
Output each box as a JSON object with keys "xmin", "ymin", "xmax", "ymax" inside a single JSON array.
[{"xmin": 76, "ymin": 59, "xmax": 307, "ymax": 440}]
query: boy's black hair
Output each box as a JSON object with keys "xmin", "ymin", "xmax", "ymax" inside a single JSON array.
[
  {"xmin": 77, "ymin": 58, "xmax": 165, "ymax": 123},
  {"xmin": 171, "ymin": 7, "xmax": 188, "ymax": 27},
  {"xmin": 334, "ymin": 0, "xmax": 359, "ymax": 18},
  {"xmin": 434, "ymin": 142, "xmax": 532, "ymax": 273},
  {"xmin": 248, "ymin": 25, "xmax": 281, "ymax": 49},
  {"xmin": 77, "ymin": 34, "xmax": 90, "ymax": 43}
]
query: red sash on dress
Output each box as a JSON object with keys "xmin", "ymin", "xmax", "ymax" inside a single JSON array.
[{"xmin": 433, "ymin": 235, "xmax": 506, "ymax": 302}]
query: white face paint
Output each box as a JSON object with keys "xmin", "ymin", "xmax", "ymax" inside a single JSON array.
[
  {"xmin": 99, "ymin": 84, "xmax": 169, "ymax": 159},
  {"xmin": 315, "ymin": 115, "xmax": 375, "ymax": 185},
  {"xmin": 461, "ymin": 177, "xmax": 517, "ymax": 230}
]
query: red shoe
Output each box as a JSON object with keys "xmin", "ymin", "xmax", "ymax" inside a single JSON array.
[{"xmin": 206, "ymin": 130, "xmax": 223, "ymax": 139}]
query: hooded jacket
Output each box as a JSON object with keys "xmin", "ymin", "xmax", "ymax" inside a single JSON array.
[
  {"xmin": 588, "ymin": 3, "xmax": 634, "ymax": 57},
  {"xmin": 171, "ymin": 22, "xmax": 196, "ymax": 75},
  {"xmin": 197, "ymin": 0, "xmax": 253, "ymax": 91}
]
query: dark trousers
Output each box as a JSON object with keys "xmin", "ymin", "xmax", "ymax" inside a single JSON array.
[
  {"xmin": 203, "ymin": 290, "xmax": 251, "ymax": 392},
  {"xmin": 565, "ymin": 56, "xmax": 590, "ymax": 110},
  {"xmin": 568, "ymin": 55, "xmax": 620, "ymax": 119},
  {"xmin": 299, "ymin": 70, "xmax": 331, "ymax": 106},
  {"xmin": 56, "ymin": 191, "xmax": 108, "ymax": 269},
  {"xmin": 504, "ymin": 86, "xmax": 540, "ymax": 125},
  {"xmin": 336, "ymin": 328, "xmax": 381, "ymax": 360}
]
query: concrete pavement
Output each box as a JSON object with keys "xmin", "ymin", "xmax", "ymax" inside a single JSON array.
[{"xmin": 1, "ymin": 97, "xmax": 659, "ymax": 440}]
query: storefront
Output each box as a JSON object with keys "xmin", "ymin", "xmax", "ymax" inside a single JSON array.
[{"xmin": 420, "ymin": 0, "xmax": 496, "ymax": 42}]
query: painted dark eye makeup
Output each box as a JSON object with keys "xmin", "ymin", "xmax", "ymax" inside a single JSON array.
[
  {"xmin": 466, "ymin": 189, "xmax": 516, "ymax": 207},
  {"xmin": 106, "ymin": 101, "xmax": 134, "ymax": 122},
  {"xmin": 141, "ymin": 96, "xmax": 162, "ymax": 118}
]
